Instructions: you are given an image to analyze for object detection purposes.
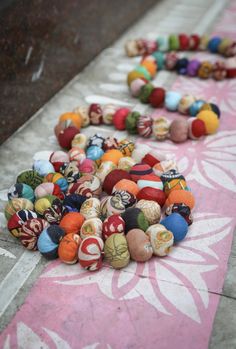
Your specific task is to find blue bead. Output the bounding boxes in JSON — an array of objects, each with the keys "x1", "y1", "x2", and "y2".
[
  {"x1": 189, "y1": 100, "x2": 205, "y2": 116},
  {"x1": 208, "y1": 37, "x2": 222, "y2": 53},
  {"x1": 33, "y1": 160, "x2": 55, "y2": 177},
  {"x1": 151, "y1": 51, "x2": 165, "y2": 69},
  {"x1": 37, "y1": 225, "x2": 65, "y2": 259},
  {"x1": 160, "y1": 212, "x2": 188, "y2": 243},
  {"x1": 57, "y1": 177, "x2": 68, "y2": 192},
  {"x1": 86, "y1": 146, "x2": 104, "y2": 161},
  {"x1": 156, "y1": 36, "x2": 169, "y2": 51},
  {"x1": 165, "y1": 91, "x2": 182, "y2": 111}
]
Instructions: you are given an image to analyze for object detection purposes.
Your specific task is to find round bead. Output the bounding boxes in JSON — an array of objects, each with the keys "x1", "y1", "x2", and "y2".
[
  {"x1": 73, "y1": 106, "x2": 90, "y2": 127},
  {"x1": 165, "y1": 190, "x2": 195, "y2": 209},
  {"x1": 179, "y1": 34, "x2": 189, "y2": 50},
  {"x1": 188, "y1": 118, "x2": 206, "y2": 139},
  {"x1": 187, "y1": 59, "x2": 201, "y2": 77},
  {"x1": 136, "y1": 199, "x2": 161, "y2": 225},
  {"x1": 79, "y1": 159, "x2": 97, "y2": 176},
  {"x1": 44, "y1": 173, "x2": 68, "y2": 192},
  {"x1": 153, "y1": 159, "x2": 178, "y2": 177},
  {"x1": 5, "y1": 198, "x2": 34, "y2": 220},
  {"x1": 59, "y1": 112, "x2": 82, "y2": 130},
  {"x1": 118, "y1": 157, "x2": 136, "y2": 171},
  {"x1": 198, "y1": 61, "x2": 213, "y2": 79},
  {"x1": 103, "y1": 137, "x2": 119, "y2": 151},
  {"x1": 126, "y1": 229, "x2": 153, "y2": 262},
  {"x1": 127, "y1": 69, "x2": 150, "y2": 86},
  {"x1": 212, "y1": 61, "x2": 227, "y2": 81},
  {"x1": 208, "y1": 36, "x2": 222, "y2": 53},
  {"x1": 113, "y1": 179, "x2": 139, "y2": 197},
  {"x1": 161, "y1": 212, "x2": 188, "y2": 243},
  {"x1": 139, "y1": 83, "x2": 154, "y2": 103},
  {"x1": 196, "y1": 110, "x2": 219, "y2": 134},
  {"x1": 80, "y1": 218, "x2": 103, "y2": 240},
  {"x1": 7, "y1": 209, "x2": 38, "y2": 238},
  {"x1": 17, "y1": 170, "x2": 43, "y2": 190},
  {"x1": 88, "y1": 103, "x2": 103, "y2": 125},
  {"x1": 33, "y1": 160, "x2": 55, "y2": 177},
  {"x1": 59, "y1": 212, "x2": 85, "y2": 234},
  {"x1": 130, "y1": 78, "x2": 148, "y2": 97},
  {"x1": 112, "y1": 190, "x2": 137, "y2": 209},
  {"x1": 58, "y1": 233, "x2": 81, "y2": 264},
  {"x1": 58, "y1": 126, "x2": 79, "y2": 149},
  {"x1": 146, "y1": 224, "x2": 174, "y2": 256},
  {"x1": 121, "y1": 207, "x2": 149, "y2": 233},
  {"x1": 175, "y1": 58, "x2": 189, "y2": 75},
  {"x1": 199, "y1": 103, "x2": 221, "y2": 118},
  {"x1": 189, "y1": 34, "x2": 200, "y2": 50},
  {"x1": 60, "y1": 162, "x2": 80, "y2": 184},
  {"x1": 125, "y1": 111, "x2": 140, "y2": 134},
  {"x1": 86, "y1": 146, "x2": 104, "y2": 161},
  {"x1": 102, "y1": 214, "x2": 125, "y2": 239},
  {"x1": 169, "y1": 34, "x2": 180, "y2": 50},
  {"x1": 102, "y1": 104, "x2": 117, "y2": 125},
  {"x1": 43, "y1": 199, "x2": 65, "y2": 224},
  {"x1": 189, "y1": 100, "x2": 205, "y2": 116},
  {"x1": 178, "y1": 95, "x2": 196, "y2": 115},
  {"x1": 71, "y1": 133, "x2": 88, "y2": 149},
  {"x1": 137, "y1": 115, "x2": 153, "y2": 137},
  {"x1": 165, "y1": 91, "x2": 182, "y2": 111},
  {"x1": 149, "y1": 87, "x2": 165, "y2": 107},
  {"x1": 104, "y1": 234, "x2": 130, "y2": 269},
  {"x1": 88, "y1": 134, "x2": 105, "y2": 148},
  {"x1": 118, "y1": 139, "x2": 135, "y2": 156},
  {"x1": 78, "y1": 236, "x2": 104, "y2": 271},
  {"x1": 166, "y1": 203, "x2": 193, "y2": 225},
  {"x1": 153, "y1": 117, "x2": 170, "y2": 140},
  {"x1": 130, "y1": 163, "x2": 153, "y2": 182},
  {"x1": 50, "y1": 150, "x2": 69, "y2": 172},
  {"x1": 113, "y1": 108, "x2": 131, "y2": 130},
  {"x1": 80, "y1": 198, "x2": 101, "y2": 219},
  {"x1": 151, "y1": 51, "x2": 165, "y2": 69},
  {"x1": 103, "y1": 169, "x2": 131, "y2": 195},
  {"x1": 157, "y1": 35, "x2": 169, "y2": 51},
  {"x1": 69, "y1": 174, "x2": 101, "y2": 198},
  {"x1": 35, "y1": 183, "x2": 64, "y2": 200},
  {"x1": 140, "y1": 59, "x2": 157, "y2": 77},
  {"x1": 101, "y1": 149, "x2": 124, "y2": 165},
  {"x1": 137, "y1": 187, "x2": 166, "y2": 207},
  {"x1": 20, "y1": 218, "x2": 49, "y2": 250},
  {"x1": 165, "y1": 52, "x2": 178, "y2": 70},
  {"x1": 95, "y1": 161, "x2": 116, "y2": 183},
  {"x1": 63, "y1": 194, "x2": 86, "y2": 212},
  {"x1": 8, "y1": 183, "x2": 35, "y2": 202},
  {"x1": 37, "y1": 225, "x2": 65, "y2": 259},
  {"x1": 169, "y1": 119, "x2": 188, "y2": 143}
]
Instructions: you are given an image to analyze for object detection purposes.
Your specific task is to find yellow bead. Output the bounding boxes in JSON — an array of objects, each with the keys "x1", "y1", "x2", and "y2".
[
  {"x1": 127, "y1": 70, "x2": 146, "y2": 86},
  {"x1": 197, "y1": 110, "x2": 219, "y2": 134}
]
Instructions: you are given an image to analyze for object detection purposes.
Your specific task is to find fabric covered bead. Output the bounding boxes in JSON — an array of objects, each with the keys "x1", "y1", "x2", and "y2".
[
  {"x1": 169, "y1": 34, "x2": 180, "y2": 51},
  {"x1": 170, "y1": 119, "x2": 188, "y2": 143},
  {"x1": 141, "y1": 153, "x2": 160, "y2": 167},
  {"x1": 130, "y1": 163, "x2": 153, "y2": 182},
  {"x1": 103, "y1": 169, "x2": 131, "y2": 194},
  {"x1": 199, "y1": 35, "x2": 209, "y2": 51},
  {"x1": 225, "y1": 57, "x2": 236, "y2": 77},
  {"x1": 137, "y1": 187, "x2": 166, "y2": 207},
  {"x1": 44, "y1": 173, "x2": 68, "y2": 192},
  {"x1": 79, "y1": 159, "x2": 97, "y2": 176},
  {"x1": 102, "y1": 104, "x2": 117, "y2": 124},
  {"x1": 139, "y1": 83, "x2": 154, "y2": 103},
  {"x1": 165, "y1": 52, "x2": 178, "y2": 70},
  {"x1": 104, "y1": 233, "x2": 130, "y2": 269},
  {"x1": 189, "y1": 100, "x2": 205, "y2": 116},
  {"x1": 165, "y1": 190, "x2": 195, "y2": 209},
  {"x1": 118, "y1": 157, "x2": 136, "y2": 172},
  {"x1": 196, "y1": 110, "x2": 219, "y2": 134},
  {"x1": 225, "y1": 42, "x2": 236, "y2": 58},
  {"x1": 5, "y1": 198, "x2": 34, "y2": 220},
  {"x1": 80, "y1": 218, "x2": 103, "y2": 239},
  {"x1": 103, "y1": 137, "x2": 119, "y2": 151},
  {"x1": 58, "y1": 126, "x2": 79, "y2": 149},
  {"x1": 208, "y1": 36, "x2": 221, "y2": 53},
  {"x1": 140, "y1": 59, "x2": 157, "y2": 77},
  {"x1": 20, "y1": 218, "x2": 49, "y2": 250},
  {"x1": 135, "y1": 65, "x2": 152, "y2": 80},
  {"x1": 126, "y1": 229, "x2": 153, "y2": 262},
  {"x1": 50, "y1": 150, "x2": 70, "y2": 172},
  {"x1": 187, "y1": 59, "x2": 201, "y2": 77},
  {"x1": 68, "y1": 147, "x2": 86, "y2": 163},
  {"x1": 161, "y1": 212, "x2": 188, "y2": 243},
  {"x1": 165, "y1": 91, "x2": 182, "y2": 111},
  {"x1": 151, "y1": 51, "x2": 165, "y2": 69},
  {"x1": 112, "y1": 190, "x2": 137, "y2": 209},
  {"x1": 157, "y1": 35, "x2": 169, "y2": 51},
  {"x1": 86, "y1": 146, "x2": 104, "y2": 161},
  {"x1": 63, "y1": 194, "x2": 87, "y2": 212},
  {"x1": 95, "y1": 161, "x2": 116, "y2": 183},
  {"x1": 218, "y1": 37, "x2": 233, "y2": 55},
  {"x1": 80, "y1": 197, "x2": 101, "y2": 219},
  {"x1": 137, "y1": 176, "x2": 163, "y2": 191},
  {"x1": 17, "y1": 170, "x2": 43, "y2": 190},
  {"x1": 198, "y1": 61, "x2": 213, "y2": 79},
  {"x1": 149, "y1": 87, "x2": 165, "y2": 108},
  {"x1": 70, "y1": 174, "x2": 101, "y2": 198},
  {"x1": 136, "y1": 199, "x2": 161, "y2": 224},
  {"x1": 102, "y1": 214, "x2": 125, "y2": 239},
  {"x1": 73, "y1": 106, "x2": 90, "y2": 127},
  {"x1": 7, "y1": 209, "x2": 38, "y2": 238},
  {"x1": 59, "y1": 212, "x2": 84, "y2": 234},
  {"x1": 199, "y1": 103, "x2": 221, "y2": 118},
  {"x1": 8, "y1": 183, "x2": 35, "y2": 202},
  {"x1": 212, "y1": 61, "x2": 227, "y2": 81},
  {"x1": 179, "y1": 34, "x2": 189, "y2": 50},
  {"x1": 188, "y1": 118, "x2": 206, "y2": 139},
  {"x1": 113, "y1": 107, "x2": 131, "y2": 130},
  {"x1": 58, "y1": 233, "x2": 81, "y2": 264},
  {"x1": 189, "y1": 34, "x2": 200, "y2": 50},
  {"x1": 178, "y1": 95, "x2": 196, "y2": 114},
  {"x1": 34, "y1": 195, "x2": 58, "y2": 215},
  {"x1": 137, "y1": 115, "x2": 153, "y2": 137},
  {"x1": 125, "y1": 40, "x2": 139, "y2": 57},
  {"x1": 78, "y1": 236, "x2": 104, "y2": 271},
  {"x1": 88, "y1": 134, "x2": 105, "y2": 148},
  {"x1": 118, "y1": 139, "x2": 135, "y2": 157},
  {"x1": 71, "y1": 133, "x2": 87, "y2": 149},
  {"x1": 153, "y1": 159, "x2": 178, "y2": 177},
  {"x1": 131, "y1": 144, "x2": 152, "y2": 163},
  {"x1": 89, "y1": 103, "x2": 103, "y2": 125},
  {"x1": 127, "y1": 69, "x2": 150, "y2": 86},
  {"x1": 101, "y1": 149, "x2": 124, "y2": 165},
  {"x1": 130, "y1": 78, "x2": 147, "y2": 97},
  {"x1": 43, "y1": 199, "x2": 65, "y2": 224},
  {"x1": 146, "y1": 224, "x2": 173, "y2": 256},
  {"x1": 166, "y1": 203, "x2": 193, "y2": 225},
  {"x1": 59, "y1": 112, "x2": 82, "y2": 130},
  {"x1": 175, "y1": 58, "x2": 189, "y2": 75},
  {"x1": 153, "y1": 117, "x2": 170, "y2": 140},
  {"x1": 112, "y1": 179, "x2": 139, "y2": 197},
  {"x1": 100, "y1": 195, "x2": 125, "y2": 218},
  {"x1": 60, "y1": 162, "x2": 80, "y2": 183},
  {"x1": 33, "y1": 160, "x2": 55, "y2": 177},
  {"x1": 121, "y1": 207, "x2": 149, "y2": 234},
  {"x1": 37, "y1": 225, "x2": 65, "y2": 259},
  {"x1": 125, "y1": 111, "x2": 140, "y2": 134}
]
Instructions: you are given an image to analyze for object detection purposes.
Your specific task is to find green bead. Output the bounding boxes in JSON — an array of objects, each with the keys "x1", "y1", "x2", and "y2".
[
  {"x1": 125, "y1": 112, "x2": 140, "y2": 134},
  {"x1": 139, "y1": 83, "x2": 154, "y2": 104},
  {"x1": 169, "y1": 34, "x2": 180, "y2": 51},
  {"x1": 17, "y1": 170, "x2": 43, "y2": 190},
  {"x1": 135, "y1": 65, "x2": 151, "y2": 80},
  {"x1": 152, "y1": 51, "x2": 165, "y2": 70},
  {"x1": 137, "y1": 211, "x2": 149, "y2": 232}
]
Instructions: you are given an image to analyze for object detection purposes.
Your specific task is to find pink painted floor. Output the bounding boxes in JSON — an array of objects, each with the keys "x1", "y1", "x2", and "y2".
[{"x1": 1, "y1": 2, "x2": 236, "y2": 349}]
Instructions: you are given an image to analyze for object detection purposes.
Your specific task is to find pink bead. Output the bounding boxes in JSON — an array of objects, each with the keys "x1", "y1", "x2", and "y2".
[{"x1": 130, "y1": 78, "x2": 147, "y2": 97}]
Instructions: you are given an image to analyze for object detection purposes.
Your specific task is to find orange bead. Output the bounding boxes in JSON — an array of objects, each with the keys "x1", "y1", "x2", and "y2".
[
  {"x1": 101, "y1": 149, "x2": 124, "y2": 165},
  {"x1": 140, "y1": 59, "x2": 157, "y2": 77},
  {"x1": 59, "y1": 212, "x2": 85, "y2": 234},
  {"x1": 58, "y1": 233, "x2": 81, "y2": 264},
  {"x1": 59, "y1": 112, "x2": 82, "y2": 130},
  {"x1": 165, "y1": 190, "x2": 195, "y2": 209},
  {"x1": 113, "y1": 179, "x2": 139, "y2": 196}
]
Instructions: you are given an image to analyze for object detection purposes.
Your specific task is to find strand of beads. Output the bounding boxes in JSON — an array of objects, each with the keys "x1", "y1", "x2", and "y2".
[
  {"x1": 4, "y1": 110, "x2": 195, "y2": 271},
  {"x1": 125, "y1": 34, "x2": 236, "y2": 80}
]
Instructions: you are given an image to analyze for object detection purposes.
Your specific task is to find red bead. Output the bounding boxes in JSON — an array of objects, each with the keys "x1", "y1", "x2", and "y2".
[
  {"x1": 57, "y1": 127, "x2": 79, "y2": 150},
  {"x1": 189, "y1": 34, "x2": 200, "y2": 50},
  {"x1": 179, "y1": 34, "x2": 189, "y2": 50},
  {"x1": 149, "y1": 87, "x2": 165, "y2": 108},
  {"x1": 113, "y1": 108, "x2": 131, "y2": 130},
  {"x1": 142, "y1": 153, "x2": 160, "y2": 167},
  {"x1": 137, "y1": 115, "x2": 153, "y2": 138},
  {"x1": 103, "y1": 169, "x2": 131, "y2": 194},
  {"x1": 137, "y1": 187, "x2": 166, "y2": 207},
  {"x1": 89, "y1": 103, "x2": 103, "y2": 125},
  {"x1": 227, "y1": 68, "x2": 236, "y2": 78},
  {"x1": 191, "y1": 119, "x2": 206, "y2": 138}
]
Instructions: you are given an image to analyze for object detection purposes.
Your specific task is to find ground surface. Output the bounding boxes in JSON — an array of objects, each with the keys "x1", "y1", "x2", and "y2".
[{"x1": 0, "y1": 0, "x2": 236, "y2": 348}]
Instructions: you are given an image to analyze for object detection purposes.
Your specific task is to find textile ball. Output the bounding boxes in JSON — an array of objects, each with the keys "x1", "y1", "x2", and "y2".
[
  {"x1": 188, "y1": 118, "x2": 206, "y2": 139},
  {"x1": 33, "y1": 160, "x2": 55, "y2": 177},
  {"x1": 189, "y1": 34, "x2": 200, "y2": 50},
  {"x1": 189, "y1": 100, "x2": 205, "y2": 116},
  {"x1": 7, "y1": 209, "x2": 38, "y2": 238},
  {"x1": 130, "y1": 78, "x2": 147, "y2": 97},
  {"x1": 137, "y1": 115, "x2": 153, "y2": 137},
  {"x1": 153, "y1": 159, "x2": 178, "y2": 177},
  {"x1": 134, "y1": 65, "x2": 152, "y2": 80},
  {"x1": 89, "y1": 103, "x2": 103, "y2": 125},
  {"x1": 104, "y1": 234, "x2": 130, "y2": 269},
  {"x1": 88, "y1": 134, "x2": 105, "y2": 148},
  {"x1": 17, "y1": 170, "x2": 43, "y2": 190},
  {"x1": 157, "y1": 35, "x2": 169, "y2": 51},
  {"x1": 187, "y1": 59, "x2": 201, "y2": 77},
  {"x1": 166, "y1": 203, "x2": 193, "y2": 225},
  {"x1": 58, "y1": 126, "x2": 79, "y2": 149},
  {"x1": 169, "y1": 34, "x2": 180, "y2": 50},
  {"x1": 208, "y1": 36, "x2": 221, "y2": 53},
  {"x1": 218, "y1": 37, "x2": 233, "y2": 55},
  {"x1": 101, "y1": 149, "x2": 124, "y2": 165},
  {"x1": 102, "y1": 104, "x2": 118, "y2": 125},
  {"x1": 126, "y1": 229, "x2": 153, "y2": 262},
  {"x1": 148, "y1": 87, "x2": 165, "y2": 108},
  {"x1": 139, "y1": 83, "x2": 154, "y2": 104},
  {"x1": 73, "y1": 106, "x2": 90, "y2": 127},
  {"x1": 199, "y1": 103, "x2": 221, "y2": 118},
  {"x1": 153, "y1": 117, "x2": 170, "y2": 140},
  {"x1": 80, "y1": 197, "x2": 101, "y2": 219},
  {"x1": 160, "y1": 169, "x2": 184, "y2": 185},
  {"x1": 146, "y1": 224, "x2": 174, "y2": 256},
  {"x1": 199, "y1": 34, "x2": 210, "y2": 50},
  {"x1": 225, "y1": 57, "x2": 236, "y2": 77},
  {"x1": 140, "y1": 59, "x2": 157, "y2": 77},
  {"x1": 43, "y1": 199, "x2": 66, "y2": 224},
  {"x1": 59, "y1": 112, "x2": 82, "y2": 129},
  {"x1": 68, "y1": 147, "x2": 86, "y2": 163},
  {"x1": 8, "y1": 183, "x2": 35, "y2": 202},
  {"x1": 165, "y1": 190, "x2": 195, "y2": 209},
  {"x1": 165, "y1": 52, "x2": 178, "y2": 70},
  {"x1": 5, "y1": 198, "x2": 34, "y2": 220},
  {"x1": 198, "y1": 61, "x2": 213, "y2": 79},
  {"x1": 178, "y1": 33, "x2": 189, "y2": 50},
  {"x1": 72, "y1": 174, "x2": 101, "y2": 198},
  {"x1": 60, "y1": 162, "x2": 80, "y2": 183},
  {"x1": 103, "y1": 137, "x2": 119, "y2": 151},
  {"x1": 131, "y1": 144, "x2": 152, "y2": 163},
  {"x1": 178, "y1": 95, "x2": 196, "y2": 115},
  {"x1": 100, "y1": 195, "x2": 125, "y2": 218},
  {"x1": 175, "y1": 58, "x2": 189, "y2": 75},
  {"x1": 63, "y1": 194, "x2": 87, "y2": 212},
  {"x1": 125, "y1": 112, "x2": 140, "y2": 134},
  {"x1": 80, "y1": 218, "x2": 103, "y2": 239},
  {"x1": 35, "y1": 183, "x2": 64, "y2": 200},
  {"x1": 118, "y1": 139, "x2": 135, "y2": 157},
  {"x1": 142, "y1": 153, "x2": 160, "y2": 167},
  {"x1": 151, "y1": 51, "x2": 165, "y2": 69},
  {"x1": 137, "y1": 178, "x2": 163, "y2": 191},
  {"x1": 59, "y1": 212, "x2": 85, "y2": 234},
  {"x1": 44, "y1": 173, "x2": 68, "y2": 192},
  {"x1": 102, "y1": 214, "x2": 125, "y2": 239},
  {"x1": 225, "y1": 43, "x2": 236, "y2": 58},
  {"x1": 136, "y1": 199, "x2": 161, "y2": 225},
  {"x1": 113, "y1": 108, "x2": 131, "y2": 130},
  {"x1": 20, "y1": 218, "x2": 49, "y2": 250},
  {"x1": 112, "y1": 190, "x2": 136, "y2": 208},
  {"x1": 113, "y1": 179, "x2": 139, "y2": 197},
  {"x1": 86, "y1": 146, "x2": 104, "y2": 161},
  {"x1": 118, "y1": 157, "x2": 136, "y2": 172},
  {"x1": 37, "y1": 225, "x2": 65, "y2": 259},
  {"x1": 121, "y1": 207, "x2": 149, "y2": 234},
  {"x1": 78, "y1": 236, "x2": 104, "y2": 271},
  {"x1": 103, "y1": 169, "x2": 131, "y2": 194},
  {"x1": 95, "y1": 161, "x2": 116, "y2": 183},
  {"x1": 34, "y1": 195, "x2": 58, "y2": 215},
  {"x1": 161, "y1": 213, "x2": 188, "y2": 243},
  {"x1": 58, "y1": 233, "x2": 81, "y2": 264},
  {"x1": 196, "y1": 110, "x2": 219, "y2": 134},
  {"x1": 127, "y1": 70, "x2": 149, "y2": 86},
  {"x1": 165, "y1": 91, "x2": 182, "y2": 111},
  {"x1": 137, "y1": 187, "x2": 166, "y2": 207},
  {"x1": 212, "y1": 61, "x2": 227, "y2": 81},
  {"x1": 71, "y1": 133, "x2": 88, "y2": 150},
  {"x1": 163, "y1": 177, "x2": 187, "y2": 196},
  {"x1": 79, "y1": 159, "x2": 97, "y2": 175},
  {"x1": 49, "y1": 150, "x2": 69, "y2": 172},
  {"x1": 170, "y1": 119, "x2": 188, "y2": 143},
  {"x1": 130, "y1": 163, "x2": 153, "y2": 182}
]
